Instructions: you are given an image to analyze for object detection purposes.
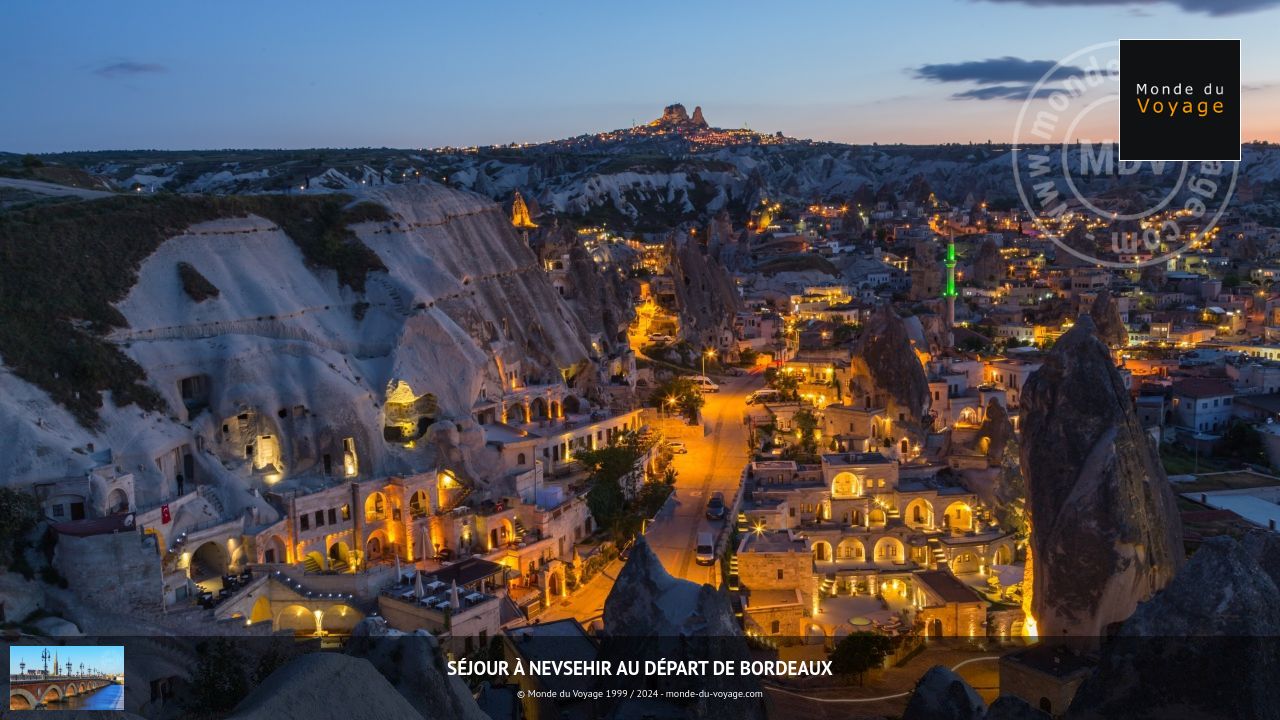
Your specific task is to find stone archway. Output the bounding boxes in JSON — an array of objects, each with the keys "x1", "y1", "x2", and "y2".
[
  {"x1": 873, "y1": 536, "x2": 904, "y2": 563},
  {"x1": 264, "y1": 534, "x2": 287, "y2": 564},
  {"x1": 563, "y1": 395, "x2": 583, "y2": 414},
  {"x1": 836, "y1": 538, "x2": 865, "y2": 561},
  {"x1": 364, "y1": 492, "x2": 387, "y2": 522},
  {"x1": 40, "y1": 684, "x2": 63, "y2": 706},
  {"x1": 250, "y1": 595, "x2": 273, "y2": 625},
  {"x1": 106, "y1": 487, "x2": 130, "y2": 513},
  {"x1": 190, "y1": 540, "x2": 229, "y2": 583},
  {"x1": 365, "y1": 529, "x2": 389, "y2": 562},
  {"x1": 804, "y1": 623, "x2": 828, "y2": 645},
  {"x1": 531, "y1": 397, "x2": 549, "y2": 420},
  {"x1": 322, "y1": 603, "x2": 363, "y2": 633},
  {"x1": 993, "y1": 543, "x2": 1013, "y2": 566},
  {"x1": 904, "y1": 498, "x2": 934, "y2": 529},
  {"x1": 10, "y1": 688, "x2": 38, "y2": 710},
  {"x1": 943, "y1": 502, "x2": 973, "y2": 532},
  {"x1": 276, "y1": 604, "x2": 316, "y2": 634},
  {"x1": 868, "y1": 508, "x2": 887, "y2": 528},
  {"x1": 831, "y1": 471, "x2": 859, "y2": 497},
  {"x1": 812, "y1": 541, "x2": 832, "y2": 562},
  {"x1": 64, "y1": 683, "x2": 78, "y2": 697},
  {"x1": 409, "y1": 490, "x2": 429, "y2": 518}
]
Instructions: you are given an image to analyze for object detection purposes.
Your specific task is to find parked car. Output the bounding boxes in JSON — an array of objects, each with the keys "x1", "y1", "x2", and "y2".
[
  {"x1": 705, "y1": 492, "x2": 726, "y2": 521},
  {"x1": 695, "y1": 532, "x2": 716, "y2": 565},
  {"x1": 665, "y1": 440, "x2": 688, "y2": 454},
  {"x1": 746, "y1": 389, "x2": 780, "y2": 405},
  {"x1": 648, "y1": 333, "x2": 675, "y2": 344}
]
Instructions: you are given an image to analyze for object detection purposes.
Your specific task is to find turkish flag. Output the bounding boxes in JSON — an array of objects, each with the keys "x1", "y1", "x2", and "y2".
[{"x1": 161, "y1": 505, "x2": 171, "y2": 524}]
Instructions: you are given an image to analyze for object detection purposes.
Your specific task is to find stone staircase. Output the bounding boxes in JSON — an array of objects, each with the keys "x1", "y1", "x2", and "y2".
[
  {"x1": 511, "y1": 517, "x2": 527, "y2": 544},
  {"x1": 927, "y1": 537, "x2": 947, "y2": 568},
  {"x1": 819, "y1": 574, "x2": 837, "y2": 597},
  {"x1": 303, "y1": 554, "x2": 324, "y2": 573}
]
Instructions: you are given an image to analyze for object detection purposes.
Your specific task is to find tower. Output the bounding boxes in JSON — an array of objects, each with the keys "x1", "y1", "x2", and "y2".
[{"x1": 943, "y1": 231, "x2": 957, "y2": 350}]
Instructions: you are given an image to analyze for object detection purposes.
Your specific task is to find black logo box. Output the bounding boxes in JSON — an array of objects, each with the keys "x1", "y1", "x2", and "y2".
[{"x1": 1119, "y1": 39, "x2": 1240, "y2": 162}]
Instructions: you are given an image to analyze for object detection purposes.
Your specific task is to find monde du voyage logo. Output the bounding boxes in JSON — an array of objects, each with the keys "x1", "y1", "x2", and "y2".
[{"x1": 1012, "y1": 40, "x2": 1241, "y2": 269}]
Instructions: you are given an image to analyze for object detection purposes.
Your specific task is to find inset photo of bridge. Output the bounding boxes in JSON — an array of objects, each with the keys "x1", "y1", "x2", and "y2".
[{"x1": 9, "y1": 645, "x2": 124, "y2": 711}]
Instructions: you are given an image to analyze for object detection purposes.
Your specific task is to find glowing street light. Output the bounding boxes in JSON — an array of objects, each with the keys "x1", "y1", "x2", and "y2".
[{"x1": 702, "y1": 348, "x2": 716, "y2": 377}]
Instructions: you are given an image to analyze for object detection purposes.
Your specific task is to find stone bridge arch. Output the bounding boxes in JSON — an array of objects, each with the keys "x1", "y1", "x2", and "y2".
[
  {"x1": 41, "y1": 684, "x2": 64, "y2": 705},
  {"x1": 10, "y1": 688, "x2": 38, "y2": 710}
]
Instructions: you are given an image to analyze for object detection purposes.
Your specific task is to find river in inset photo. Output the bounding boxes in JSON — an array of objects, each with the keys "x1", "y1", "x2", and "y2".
[{"x1": 51, "y1": 683, "x2": 125, "y2": 711}]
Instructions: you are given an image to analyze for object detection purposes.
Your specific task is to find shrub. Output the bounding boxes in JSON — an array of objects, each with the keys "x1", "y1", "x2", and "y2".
[{"x1": 177, "y1": 262, "x2": 220, "y2": 302}]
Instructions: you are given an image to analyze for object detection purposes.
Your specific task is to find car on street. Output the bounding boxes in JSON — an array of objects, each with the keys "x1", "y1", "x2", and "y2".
[
  {"x1": 695, "y1": 532, "x2": 716, "y2": 565},
  {"x1": 648, "y1": 333, "x2": 675, "y2": 344},
  {"x1": 665, "y1": 440, "x2": 688, "y2": 454},
  {"x1": 692, "y1": 375, "x2": 719, "y2": 393},
  {"x1": 746, "y1": 389, "x2": 780, "y2": 405},
  {"x1": 705, "y1": 492, "x2": 726, "y2": 521}
]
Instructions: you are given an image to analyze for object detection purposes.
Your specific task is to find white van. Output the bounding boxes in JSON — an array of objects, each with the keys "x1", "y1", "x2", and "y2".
[
  {"x1": 695, "y1": 532, "x2": 716, "y2": 565},
  {"x1": 692, "y1": 376, "x2": 719, "y2": 393},
  {"x1": 746, "y1": 389, "x2": 779, "y2": 405}
]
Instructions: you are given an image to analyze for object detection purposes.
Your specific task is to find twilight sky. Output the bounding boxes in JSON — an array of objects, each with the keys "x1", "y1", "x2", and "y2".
[{"x1": 4, "y1": 0, "x2": 1279, "y2": 151}]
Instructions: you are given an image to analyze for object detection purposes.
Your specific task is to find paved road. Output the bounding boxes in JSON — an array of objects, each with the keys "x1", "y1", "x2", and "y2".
[
  {"x1": 645, "y1": 372, "x2": 761, "y2": 585},
  {"x1": 541, "y1": 371, "x2": 762, "y2": 623}
]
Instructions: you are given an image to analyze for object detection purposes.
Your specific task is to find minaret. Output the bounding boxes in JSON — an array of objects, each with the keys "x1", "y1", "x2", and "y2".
[
  {"x1": 53, "y1": 650, "x2": 59, "y2": 676},
  {"x1": 943, "y1": 231, "x2": 957, "y2": 350}
]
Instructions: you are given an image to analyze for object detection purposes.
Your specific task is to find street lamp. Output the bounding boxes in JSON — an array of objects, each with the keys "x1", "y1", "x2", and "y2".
[{"x1": 702, "y1": 348, "x2": 716, "y2": 377}]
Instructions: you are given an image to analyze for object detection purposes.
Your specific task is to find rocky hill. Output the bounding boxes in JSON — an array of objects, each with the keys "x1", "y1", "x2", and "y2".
[{"x1": 0, "y1": 184, "x2": 627, "y2": 509}]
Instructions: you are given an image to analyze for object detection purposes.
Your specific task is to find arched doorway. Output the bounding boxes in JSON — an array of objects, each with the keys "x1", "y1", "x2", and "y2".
[
  {"x1": 831, "y1": 471, "x2": 858, "y2": 497},
  {"x1": 328, "y1": 541, "x2": 352, "y2": 570},
  {"x1": 276, "y1": 604, "x2": 315, "y2": 634},
  {"x1": 322, "y1": 604, "x2": 362, "y2": 633},
  {"x1": 944, "y1": 502, "x2": 973, "y2": 532},
  {"x1": 873, "y1": 537, "x2": 904, "y2": 563},
  {"x1": 813, "y1": 541, "x2": 832, "y2": 562},
  {"x1": 264, "y1": 535, "x2": 287, "y2": 564},
  {"x1": 190, "y1": 540, "x2": 229, "y2": 584},
  {"x1": 531, "y1": 397, "x2": 548, "y2": 419},
  {"x1": 904, "y1": 498, "x2": 933, "y2": 529},
  {"x1": 868, "y1": 508, "x2": 887, "y2": 528},
  {"x1": 106, "y1": 488, "x2": 130, "y2": 513},
  {"x1": 836, "y1": 538, "x2": 865, "y2": 561},
  {"x1": 365, "y1": 530, "x2": 388, "y2": 562},
  {"x1": 250, "y1": 596, "x2": 272, "y2": 625},
  {"x1": 564, "y1": 395, "x2": 583, "y2": 414},
  {"x1": 993, "y1": 544, "x2": 1013, "y2": 566},
  {"x1": 409, "y1": 490, "x2": 429, "y2": 518},
  {"x1": 804, "y1": 623, "x2": 827, "y2": 645},
  {"x1": 364, "y1": 492, "x2": 387, "y2": 522},
  {"x1": 303, "y1": 550, "x2": 327, "y2": 573},
  {"x1": 929, "y1": 618, "x2": 944, "y2": 637}
]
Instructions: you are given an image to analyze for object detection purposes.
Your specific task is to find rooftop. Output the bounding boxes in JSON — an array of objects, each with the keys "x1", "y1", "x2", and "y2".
[
  {"x1": 1171, "y1": 377, "x2": 1235, "y2": 399},
  {"x1": 914, "y1": 570, "x2": 983, "y2": 605},
  {"x1": 821, "y1": 451, "x2": 891, "y2": 467}
]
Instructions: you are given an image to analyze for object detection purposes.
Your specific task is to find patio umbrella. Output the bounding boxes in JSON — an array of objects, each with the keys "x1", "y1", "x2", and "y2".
[
  {"x1": 451, "y1": 580, "x2": 461, "y2": 609},
  {"x1": 414, "y1": 571, "x2": 424, "y2": 600},
  {"x1": 395, "y1": 553, "x2": 402, "y2": 582}
]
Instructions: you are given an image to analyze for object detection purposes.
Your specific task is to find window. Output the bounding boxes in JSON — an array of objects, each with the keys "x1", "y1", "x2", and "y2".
[
  {"x1": 314, "y1": 510, "x2": 325, "y2": 527},
  {"x1": 300, "y1": 515, "x2": 310, "y2": 531},
  {"x1": 517, "y1": 453, "x2": 526, "y2": 466},
  {"x1": 341, "y1": 504, "x2": 350, "y2": 521},
  {"x1": 771, "y1": 620, "x2": 781, "y2": 634},
  {"x1": 328, "y1": 508, "x2": 337, "y2": 525},
  {"x1": 777, "y1": 569, "x2": 784, "y2": 580},
  {"x1": 52, "y1": 504, "x2": 65, "y2": 518}
]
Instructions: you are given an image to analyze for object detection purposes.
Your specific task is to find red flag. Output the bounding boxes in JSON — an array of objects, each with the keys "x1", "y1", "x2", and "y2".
[{"x1": 161, "y1": 504, "x2": 171, "y2": 524}]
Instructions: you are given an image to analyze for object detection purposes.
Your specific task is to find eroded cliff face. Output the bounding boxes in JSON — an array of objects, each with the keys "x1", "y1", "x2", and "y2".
[
  {"x1": 1019, "y1": 316, "x2": 1183, "y2": 637},
  {"x1": 1068, "y1": 535, "x2": 1280, "y2": 720},
  {"x1": 669, "y1": 233, "x2": 743, "y2": 357},
  {"x1": 599, "y1": 538, "x2": 765, "y2": 720},
  {"x1": 0, "y1": 184, "x2": 613, "y2": 508},
  {"x1": 852, "y1": 305, "x2": 931, "y2": 431},
  {"x1": 1087, "y1": 290, "x2": 1129, "y2": 349}
]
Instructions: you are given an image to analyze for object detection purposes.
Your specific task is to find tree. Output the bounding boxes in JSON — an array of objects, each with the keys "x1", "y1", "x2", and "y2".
[
  {"x1": 189, "y1": 639, "x2": 249, "y2": 713},
  {"x1": 0, "y1": 488, "x2": 40, "y2": 570},
  {"x1": 764, "y1": 368, "x2": 800, "y2": 400},
  {"x1": 829, "y1": 632, "x2": 893, "y2": 686},
  {"x1": 1220, "y1": 420, "x2": 1268, "y2": 466},
  {"x1": 650, "y1": 376, "x2": 704, "y2": 423}
]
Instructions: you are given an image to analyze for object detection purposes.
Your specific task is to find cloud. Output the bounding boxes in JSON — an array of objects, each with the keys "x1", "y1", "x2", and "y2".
[
  {"x1": 912, "y1": 56, "x2": 1116, "y2": 100},
  {"x1": 94, "y1": 60, "x2": 167, "y2": 78},
  {"x1": 950, "y1": 84, "x2": 1060, "y2": 100},
  {"x1": 972, "y1": 0, "x2": 1280, "y2": 16}
]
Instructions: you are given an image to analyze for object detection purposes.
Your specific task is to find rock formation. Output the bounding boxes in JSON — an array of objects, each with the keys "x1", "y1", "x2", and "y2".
[
  {"x1": 599, "y1": 537, "x2": 765, "y2": 720},
  {"x1": 971, "y1": 238, "x2": 1003, "y2": 289},
  {"x1": 228, "y1": 652, "x2": 425, "y2": 720},
  {"x1": 902, "y1": 666, "x2": 1046, "y2": 720},
  {"x1": 1087, "y1": 290, "x2": 1128, "y2": 349},
  {"x1": 902, "y1": 666, "x2": 986, "y2": 720},
  {"x1": 1068, "y1": 535, "x2": 1280, "y2": 720},
  {"x1": 690, "y1": 105, "x2": 708, "y2": 128},
  {"x1": 852, "y1": 305, "x2": 931, "y2": 430},
  {"x1": 668, "y1": 233, "x2": 743, "y2": 358},
  {"x1": 346, "y1": 619, "x2": 491, "y2": 720},
  {"x1": 1019, "y1": 315, "x2": 1183, "y2": 637}
]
